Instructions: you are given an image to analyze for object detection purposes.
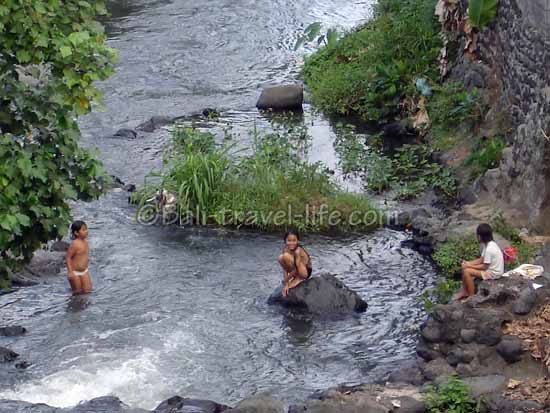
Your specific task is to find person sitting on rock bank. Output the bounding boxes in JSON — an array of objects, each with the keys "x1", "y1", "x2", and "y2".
[
  {"x1": 453, "y1": 223, "x2": 504, "y2": 301},
  {"x1": 278, "y1": 231, "x2": 312, "y2": 297}
]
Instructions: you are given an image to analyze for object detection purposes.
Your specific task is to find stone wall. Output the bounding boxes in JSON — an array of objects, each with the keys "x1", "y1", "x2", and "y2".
[{"x1": 478, "y1": 0, "x2": 550, "y2": 233}]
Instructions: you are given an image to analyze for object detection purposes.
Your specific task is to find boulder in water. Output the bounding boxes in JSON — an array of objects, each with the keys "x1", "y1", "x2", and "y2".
[
  {"x1": 256, "y1": 85, "x2": 303, "y2": 111},
  {"x1": 0, "y1": 346, "x2": 19, "y2": 362},
  {"x1": 268, "y1": 273, "x2": 368, "y2": 314},
  {"x1": 154, "y1": 396, "x2": 230, "y2": 412},
  {"x1": 113, "y1": 128, "x2": 138, "y2": 139},
  {"x1": 0, "y1": 325, "x2": 27, "y2": 337},
  {"x1": 137, "y1": 115, "x2": 174, "y2": 133},
  {"x1": 68, "y1": 396, "x2": 149, "y2": 412}
]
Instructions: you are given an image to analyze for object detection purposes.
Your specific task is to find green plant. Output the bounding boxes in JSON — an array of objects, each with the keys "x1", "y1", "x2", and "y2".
[
  {"x1": 421, "y1": 279, "x2": 462, "y2": 311},
  {"x1": 302, "y1": 0, "x2": 442, "y2": 122},
  {"x1": 428, "y1": 83, "x2": 484, "y2": 150},
  {"x1": 425, "y1": 376, "x2": 480, "y2": 413},
  {"x1": 465, "y1": 137, "x2": 505, "y2": 178},
  {"x1": 468, "y1": 0, "x2": 499, "y2": 29},
  {"x1": 294, "y1": 22, "x2": 341, "y2": 50},
  {"x1": 433, "y1": 237, "x2": 480, "y2": 278},
  {"x1": 135, "y1": 128, "x2": 380, "y2": 233},
  {"x1": 0, "y1": 0, "x2": 116, "y2": 286}
]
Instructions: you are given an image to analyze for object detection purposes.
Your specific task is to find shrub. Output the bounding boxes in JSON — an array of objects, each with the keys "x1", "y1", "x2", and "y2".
[
  {"x1": 425, "y1": 376, "x2": 480, "y2": 413},
  {"x1": 0, "y1": 1, "x2": 116, "y2": 286},
  {"x1": 302, "y1": 0, "x2": 442, "y2": 121},
  {"x1": 465, "y1": 137, "x2": 506, "y2": 178},
  {"x1": 427, "y1": 83, "x2": 484, "y2": 150},
  {"x1": 134, "y1": 127, "x2": 380, "y2": 233},
  {"x1": 433, "y1": 237, "x2": 480, "y2": 278},
  {"x1": 421, "y1": 279, "x2": 463, "y2": 312}
]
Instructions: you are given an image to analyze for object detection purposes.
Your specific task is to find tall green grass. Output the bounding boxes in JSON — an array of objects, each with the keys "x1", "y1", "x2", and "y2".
[
  {"x1": 302, "y1": 0, "x2": 441, "y2": 121},
  {"x1": 134, "y1": 127, "x2": 380, "y2": 233}
]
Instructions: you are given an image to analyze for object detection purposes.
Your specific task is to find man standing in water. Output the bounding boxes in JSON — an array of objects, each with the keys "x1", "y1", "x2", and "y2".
[{"x1": 66, "y1": 221, "x2": 93, "y2": 295}]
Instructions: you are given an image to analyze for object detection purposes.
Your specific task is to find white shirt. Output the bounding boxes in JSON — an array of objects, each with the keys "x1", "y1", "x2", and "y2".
[{"x1": 481, "y1": 241, "x2": 504, "y2": 278}]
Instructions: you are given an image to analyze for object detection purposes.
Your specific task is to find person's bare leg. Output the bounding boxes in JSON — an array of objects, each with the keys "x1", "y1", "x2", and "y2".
[
  {"x1": 464, "y1": 268, "x2": 483, "y2": 297},
  {"x1": 80, "y1": 273, "x2": 93, "y2": 294},
  {"x1": 278, "y1": 253, "x2": 294, "y2": 273},
  {"x1": 278, "y1": 253, "x2": 295, "y2": 297},
  {"x1": 68, "y1": 276, "x2": 83, "y2": 295}
]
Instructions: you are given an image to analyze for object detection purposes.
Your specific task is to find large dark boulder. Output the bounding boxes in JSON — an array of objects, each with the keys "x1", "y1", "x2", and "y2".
[
  {"x1": 267, "y1": 274, "x2": 367, "y2": 314},
  {"x1": 69, "y1": 396, "x2": 148, "y2": 412},
  {"x1": 0, "y1": 400, "x2": 59, "y2": 412},
  {"x1": 154, "y1": 396, "x2": 229, "y2": 413},
  {"x1": 256, "y1": 85, "x2": 303, "y2": 111}
]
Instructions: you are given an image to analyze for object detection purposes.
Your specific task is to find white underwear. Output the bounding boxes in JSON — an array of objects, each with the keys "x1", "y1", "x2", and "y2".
[{"x1": 72, "y1": 268, "x2": 89, "y2": 277}]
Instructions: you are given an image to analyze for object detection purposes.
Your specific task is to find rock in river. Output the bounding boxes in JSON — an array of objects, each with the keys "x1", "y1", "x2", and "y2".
[
  {"x1": 154, "y1": 396, "x2": 229, "y2": 412},
  {"x1": 256, "y1": 85, "x2": 303, "y2": 111},
  {"x1": 268, "y1": 273, "x2": 368, "y2": 314}
]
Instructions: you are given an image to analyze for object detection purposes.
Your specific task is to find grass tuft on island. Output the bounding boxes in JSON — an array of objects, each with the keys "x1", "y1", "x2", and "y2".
[
  {"x1": 133, "y1": 127, "x2": 381, "y2": 233},
  {"x1": 302, "y1": 0, "x2": 441, "y2": 122}
]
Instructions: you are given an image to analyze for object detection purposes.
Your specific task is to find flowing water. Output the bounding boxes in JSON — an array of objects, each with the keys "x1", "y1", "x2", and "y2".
[{"x1": 0, "y1": 0, "x2": 436, "y2": 410}]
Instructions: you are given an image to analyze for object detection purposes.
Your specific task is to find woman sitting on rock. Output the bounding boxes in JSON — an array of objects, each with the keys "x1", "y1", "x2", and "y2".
[
  {"x1": 453, "y1": 223, "x2": 504, "y2": 301},
  {"x1": 278, "y1": 231, "x2": 312, "y2": 297}
]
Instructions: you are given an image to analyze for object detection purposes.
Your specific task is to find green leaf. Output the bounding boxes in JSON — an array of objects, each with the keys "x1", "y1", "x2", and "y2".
[
  {"x1": 16, "y1": 50, "x2": 31, "y2": 63},
  {"x1": 294, "y1": 36, "x2": 307, "y2": 51},
  {"x1": 326, "y1": 29, "x2": 339, "y2": 47},
  {"x1": 15, "y1": 213, "x2": 31, "y2": 227},
  {"x1": 67, "y1": 31, "x2": 90, "y2": 46},
  {"x1": 60, "y1": 46, "x2": 72, "y2": 58},
  {"x1": 0, "y1": 215, "x2": 18, "y2": 231},
  {"x1": 305, "y1": 22, "x2": 322, "y2": 41},
  {"x1": 16, "y1": 157, "x2": 32, "y2": 178},
  {"x1": 469, "y1": 0, "x2": 499, "y2": 28}
]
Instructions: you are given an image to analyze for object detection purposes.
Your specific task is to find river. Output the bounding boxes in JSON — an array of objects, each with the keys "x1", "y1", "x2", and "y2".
[{"x1": 0, "y1": 0, "x2": 436, "y2": 410}]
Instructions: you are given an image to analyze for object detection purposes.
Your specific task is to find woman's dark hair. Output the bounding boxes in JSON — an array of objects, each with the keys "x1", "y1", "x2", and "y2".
[
  {"x1": 71, "y1": 220, "x2": 87, "y2": 240},
  {"x1": 284, "y1": 230, "x2": 300, "y2": 242},
  {"x1": 476, "y1": 223, "x2": 493, "y2": 243}
]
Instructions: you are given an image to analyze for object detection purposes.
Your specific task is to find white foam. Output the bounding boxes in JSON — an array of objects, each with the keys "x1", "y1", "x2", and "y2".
[
  {"x1": 0, "y1": 348, "x2": 166, "y2": 410},
  {"x1": 0, "y1": 329, "x2": 206, "y2": 410}
]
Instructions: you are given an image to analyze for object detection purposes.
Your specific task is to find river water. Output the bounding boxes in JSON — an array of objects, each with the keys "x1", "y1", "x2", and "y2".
[{"x1": 0, "y1": 0, "x2": 436, "y2": 410}]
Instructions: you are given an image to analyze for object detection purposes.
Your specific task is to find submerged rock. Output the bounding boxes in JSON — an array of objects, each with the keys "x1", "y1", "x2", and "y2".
[
  {"x1": 267, "y1": 273, "x2": 368, "y2": 314},
  {"x1": 113, "y1": 128, "x2": 138, "y2": 139},
  {"x1": 0, "y1": 326, "x2": 27, "y2": 337},
  {"x1": 137, "y1": 115, "x2": 174, "y2": 132},
  {"x1": 0, "y1": 346, "x2": 19, "y2": 362},
  {"x1": 154, "y1": 396, "x2": 229, "y2": 412},
  {"x1": 256, "y1": 85, "x2": 303, "y2": 111}
]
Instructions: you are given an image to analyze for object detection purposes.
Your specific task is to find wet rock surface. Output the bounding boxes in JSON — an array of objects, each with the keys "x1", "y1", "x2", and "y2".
[
  {"x1": 256, "y1": 85, "x2": 303, "y2": 111},
  {"x1": 153, "y1": 396, "x2": 229, "y2": 413},
  {"x1": 267, "y1": 273, "x2": 368, "y2": 314},
  {"x1": 0, "y1": 326, "x2": 27, "y2": 337}
]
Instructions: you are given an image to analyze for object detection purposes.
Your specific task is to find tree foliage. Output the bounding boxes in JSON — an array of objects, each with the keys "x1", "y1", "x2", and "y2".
[{"x1": 0, "y1": 0, "x2": 116, "y2": 284}]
